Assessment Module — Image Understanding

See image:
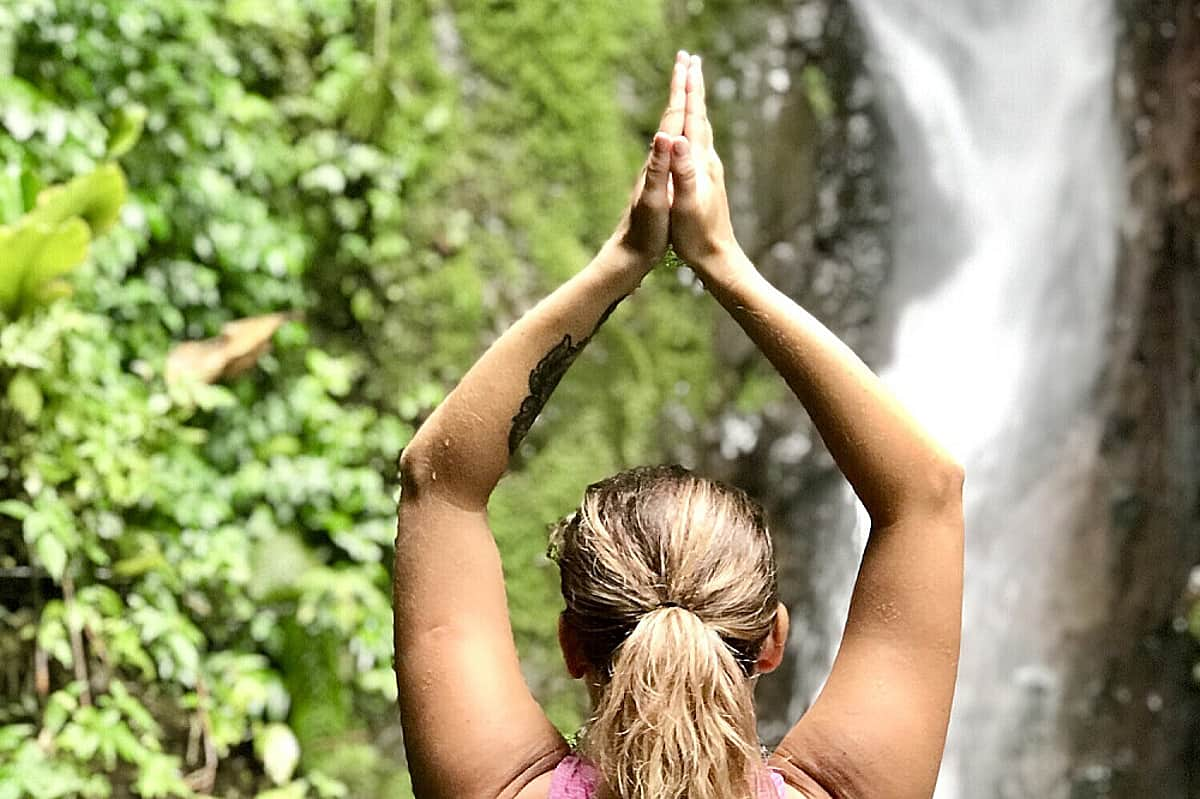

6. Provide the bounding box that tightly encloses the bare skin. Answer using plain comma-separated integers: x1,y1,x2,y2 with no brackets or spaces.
394,51,964,799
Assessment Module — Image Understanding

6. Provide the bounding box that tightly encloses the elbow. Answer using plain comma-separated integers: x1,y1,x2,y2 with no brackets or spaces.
928,458,965,513
395,444,486,511
396,445,436,500
878,458,965,524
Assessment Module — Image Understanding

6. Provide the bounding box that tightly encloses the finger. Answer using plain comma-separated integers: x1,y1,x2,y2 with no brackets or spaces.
668,136,698,200
657,51,689,136
684,54,712,151
642,132,672,203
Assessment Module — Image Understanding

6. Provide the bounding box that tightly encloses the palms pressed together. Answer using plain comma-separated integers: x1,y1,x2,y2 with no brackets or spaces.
618,51,739,280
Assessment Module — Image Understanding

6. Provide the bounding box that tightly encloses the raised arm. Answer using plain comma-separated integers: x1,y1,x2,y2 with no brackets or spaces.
393,55,690,799
668,57,964,798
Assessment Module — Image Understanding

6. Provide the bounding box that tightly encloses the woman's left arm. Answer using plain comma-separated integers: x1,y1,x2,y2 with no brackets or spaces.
394,55,688,799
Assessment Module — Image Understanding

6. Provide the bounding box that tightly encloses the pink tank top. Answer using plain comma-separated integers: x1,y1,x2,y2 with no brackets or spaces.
548,754,787,799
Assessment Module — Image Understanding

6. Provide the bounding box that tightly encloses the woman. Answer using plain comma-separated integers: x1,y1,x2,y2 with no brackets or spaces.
394,51,965,799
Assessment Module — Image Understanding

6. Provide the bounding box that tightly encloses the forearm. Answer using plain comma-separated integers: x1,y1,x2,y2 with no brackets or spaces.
398,239,651,510
701,245,962,524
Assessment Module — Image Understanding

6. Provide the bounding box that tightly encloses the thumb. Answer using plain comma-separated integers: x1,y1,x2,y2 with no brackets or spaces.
642,132,672,201
669,136,698,199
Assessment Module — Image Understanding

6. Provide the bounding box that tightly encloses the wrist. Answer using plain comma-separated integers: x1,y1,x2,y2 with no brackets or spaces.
601,236,658,285
695,240,756,294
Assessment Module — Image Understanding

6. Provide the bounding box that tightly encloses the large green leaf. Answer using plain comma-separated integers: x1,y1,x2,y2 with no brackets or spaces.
0,163,126,316
0,226,23,313
0,218,89,315
24,218,90,292
27,163,126,235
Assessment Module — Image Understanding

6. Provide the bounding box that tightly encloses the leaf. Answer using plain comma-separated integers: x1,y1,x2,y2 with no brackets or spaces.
42,689,78,736
132,751,189,798
801,65,834,121
57,722,101,761
305,349,358,397
256,723,301,786
5,372,41,423
23,219,88,295
165,312,295,386
37,605,72,667
0,165,23,226
308,771,349,798
0,225,59,315
35,534,67,580
113,549,168,579
0,724,36,752
32,278,74,306
28,163,127,235
19,168,40,213
255,783,309,799
106,104,147,158
0,211,90,316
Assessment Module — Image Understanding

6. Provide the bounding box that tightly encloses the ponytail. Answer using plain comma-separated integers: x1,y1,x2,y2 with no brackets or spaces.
552,465,780,799
581,606,765,799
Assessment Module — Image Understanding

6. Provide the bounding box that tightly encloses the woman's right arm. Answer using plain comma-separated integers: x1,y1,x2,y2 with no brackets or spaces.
670,57,965,799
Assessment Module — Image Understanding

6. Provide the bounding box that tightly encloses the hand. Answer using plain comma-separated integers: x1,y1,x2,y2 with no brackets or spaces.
668,55,741,276
612,51,690,263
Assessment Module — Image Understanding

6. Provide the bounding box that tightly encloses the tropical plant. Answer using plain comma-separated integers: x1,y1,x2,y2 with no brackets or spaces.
0,0,828,794
0,164,127,319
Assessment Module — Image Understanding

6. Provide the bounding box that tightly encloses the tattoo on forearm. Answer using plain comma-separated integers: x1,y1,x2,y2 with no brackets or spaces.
507,296,625,454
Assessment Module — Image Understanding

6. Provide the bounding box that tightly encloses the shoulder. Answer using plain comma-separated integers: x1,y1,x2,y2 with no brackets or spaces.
512,753,594,799
768,747,839,799
512,769,556,799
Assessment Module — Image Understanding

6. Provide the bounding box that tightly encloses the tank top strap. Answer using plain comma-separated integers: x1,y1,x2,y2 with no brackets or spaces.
548,754,788,798
766,766,788,797
548,754,601,799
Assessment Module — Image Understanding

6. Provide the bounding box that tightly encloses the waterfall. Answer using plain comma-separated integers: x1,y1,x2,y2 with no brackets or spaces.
803,1,1122,794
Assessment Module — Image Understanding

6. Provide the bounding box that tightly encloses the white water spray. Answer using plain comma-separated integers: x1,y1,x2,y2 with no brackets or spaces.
802,1,1121,794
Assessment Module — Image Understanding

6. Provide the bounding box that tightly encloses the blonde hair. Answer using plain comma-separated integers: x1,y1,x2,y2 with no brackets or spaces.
550,464,780,799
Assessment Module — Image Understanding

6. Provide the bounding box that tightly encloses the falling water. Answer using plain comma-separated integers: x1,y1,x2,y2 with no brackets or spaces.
810,1,1121,795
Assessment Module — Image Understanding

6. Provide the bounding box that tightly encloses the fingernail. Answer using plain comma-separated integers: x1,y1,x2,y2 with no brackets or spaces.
653,134,669,153
672,137,689,156
677,49,688,61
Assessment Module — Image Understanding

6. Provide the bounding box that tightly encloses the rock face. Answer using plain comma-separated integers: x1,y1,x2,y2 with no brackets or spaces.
1061,1,1200,795
693,0,1199,793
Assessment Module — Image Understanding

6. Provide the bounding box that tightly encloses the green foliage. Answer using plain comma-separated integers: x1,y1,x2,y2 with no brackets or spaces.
0,0,795,795
0,164,128,317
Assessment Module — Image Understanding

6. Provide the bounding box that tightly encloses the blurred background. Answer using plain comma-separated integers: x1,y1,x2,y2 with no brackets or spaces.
0,0,1197,796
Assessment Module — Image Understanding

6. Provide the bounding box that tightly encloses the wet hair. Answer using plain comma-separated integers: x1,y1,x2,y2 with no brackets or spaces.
549,464,780,799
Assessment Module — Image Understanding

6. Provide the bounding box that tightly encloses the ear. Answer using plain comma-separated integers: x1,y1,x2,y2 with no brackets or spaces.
754,602,790,676
558,613,589,679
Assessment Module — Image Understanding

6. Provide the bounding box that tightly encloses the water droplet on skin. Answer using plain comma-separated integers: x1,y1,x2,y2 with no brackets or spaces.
875,601,900,623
